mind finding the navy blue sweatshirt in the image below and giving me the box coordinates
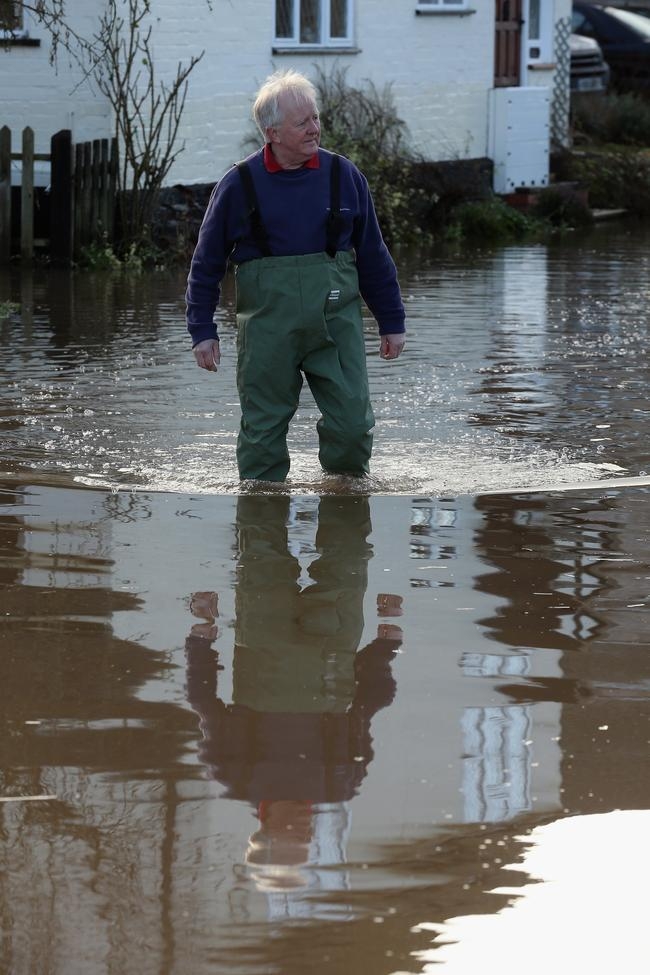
[185,147,406,346]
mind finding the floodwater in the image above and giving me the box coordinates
[2,223,650,974]
[3,222,650,496]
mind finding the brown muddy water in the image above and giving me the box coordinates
[2,224,650,974]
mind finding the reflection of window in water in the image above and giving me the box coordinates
[411,505,458,533]
[461,705,532,822]
[410,541,455,560]
[461,652,530,678]
[556,605,600,642]
[410,504,457,560]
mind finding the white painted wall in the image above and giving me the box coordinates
[0,1,569,188]
[150,0,497,183]
[0,0,111,172]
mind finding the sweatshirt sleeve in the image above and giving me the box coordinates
[185,171,243,347]
[351,168,406,336]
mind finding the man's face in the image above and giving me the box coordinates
[268,94,321,167]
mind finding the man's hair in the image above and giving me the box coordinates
[253,70,318,138]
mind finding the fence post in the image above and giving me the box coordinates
[0,126,11,264]
[73,142,83,261]
[50,129,73,267]
[21,126,35,260]
[98,139,109,235]
[108,136,118,241]
[80,141,92,250]
[91,139,101,235]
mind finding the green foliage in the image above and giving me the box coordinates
[445,198,544,245]
[554,90,650,221]
[531,188,593,229]
[0,300,19,319]
[78,239,122,270]
[573,92,650,147]
[313,66,434,248]
[557,148,650,216]
[78,235,165,270]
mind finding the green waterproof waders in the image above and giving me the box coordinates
[234,250,374,482]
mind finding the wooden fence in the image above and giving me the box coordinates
[0,126,117,266]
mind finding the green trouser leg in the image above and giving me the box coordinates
[232,494,371,713]
[234,250,374,481]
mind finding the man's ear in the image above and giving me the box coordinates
[266,125,279,144]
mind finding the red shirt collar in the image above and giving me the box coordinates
[263,143,320,172]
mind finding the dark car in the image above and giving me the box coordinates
[570,32,611,93]
[572,2,650,94]
[603,3,650,14]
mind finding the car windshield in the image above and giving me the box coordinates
[604,6,650,37]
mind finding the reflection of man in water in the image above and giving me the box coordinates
[185,495,402,917]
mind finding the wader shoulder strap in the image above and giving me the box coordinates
[325,153,343,258]
[235,161,272,258]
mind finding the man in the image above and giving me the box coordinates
[186,69,406,482]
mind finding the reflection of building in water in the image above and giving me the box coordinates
[461,705,532,823]
[408,499,458,590]
[556,489,650,814]
[186,495,402,919]
[410,502,457,564]
[464,489,650,824]
[0,484,191,975]
[461,492,613,824]
[461,653,533,822]
[472,494,605,652]
[469,248,552,436]
[500,248,548,338]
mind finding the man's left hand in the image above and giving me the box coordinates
[380,333,406,360]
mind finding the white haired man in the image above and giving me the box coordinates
[186,69,406,481]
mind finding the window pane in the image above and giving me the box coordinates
[0,0,21,30]
[300,0,321,43]
[528,0,540,39]
[330,0,347,37]
[276,0,293,38]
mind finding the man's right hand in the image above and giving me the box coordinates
[193,338,221,372]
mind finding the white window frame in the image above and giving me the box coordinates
[525,0,554,65]
[415,0,471,12]
[274,0,354,49]
[1,0,31,39]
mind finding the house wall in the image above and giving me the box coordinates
[156,0,493,182]
[0,1,569,188]
[0,0,112,172]
[149,0,496,184]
